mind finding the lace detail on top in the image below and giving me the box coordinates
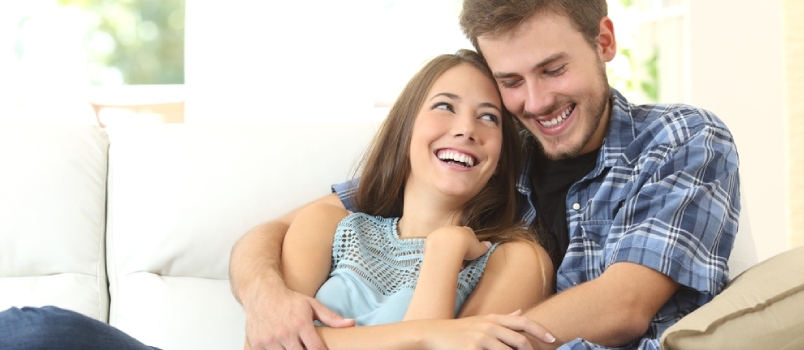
[331,212,497,301]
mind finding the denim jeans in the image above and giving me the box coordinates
[0,306,159,350]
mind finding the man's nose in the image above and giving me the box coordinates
[524,80,555,117]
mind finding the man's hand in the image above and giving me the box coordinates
[231,194,350,349]
[421,310,556,350]
[244,284,355,350]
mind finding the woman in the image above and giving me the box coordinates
[251,49,554,349]
[0,50,552,350]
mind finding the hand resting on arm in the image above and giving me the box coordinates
[277,202,556,350]
[229,193,354,350]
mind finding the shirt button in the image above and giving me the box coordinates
[572,203,581,210]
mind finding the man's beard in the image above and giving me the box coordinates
[525,65,610,161]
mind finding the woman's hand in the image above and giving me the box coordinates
[420,310,556,350]
[404,226,491,321]
[426,225,491,262]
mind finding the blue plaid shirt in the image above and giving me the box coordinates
[333,89,740,349]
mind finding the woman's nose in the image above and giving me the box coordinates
[453,114,476,142]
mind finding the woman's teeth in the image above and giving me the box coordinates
[436,150,475,167]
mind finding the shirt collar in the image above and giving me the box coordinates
[516,87,636,193]
[598,88,636,169]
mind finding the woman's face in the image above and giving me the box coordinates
[406,63,504,206]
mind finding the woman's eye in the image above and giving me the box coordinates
[479,113,500,125]
[433,102,454,112]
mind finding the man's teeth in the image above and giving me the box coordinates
[539,105,574,127]
[437,150,475,167]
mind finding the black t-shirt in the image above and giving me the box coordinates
[529,148,599,272]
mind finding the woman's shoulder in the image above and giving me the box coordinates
[296,202,350,225]
[489,240,552,272]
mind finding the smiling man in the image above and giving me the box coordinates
[229,1,741,349]
[455,0,741,348]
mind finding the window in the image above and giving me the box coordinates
[0,0,185,125]
[614,0,688,103]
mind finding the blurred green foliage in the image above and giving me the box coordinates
[57,0,184,84]
[640,47,660,102]
[617,0,660,103]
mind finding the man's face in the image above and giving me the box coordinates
[478,11,616,160]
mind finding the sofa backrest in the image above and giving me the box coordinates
[104,121,379,350]
[0,121,758,350]
[0,124,110,321]
[729,186,756,279]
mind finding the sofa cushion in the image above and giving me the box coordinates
[661,245,804,349]
[105,121,378,350]
[0,124,110,321]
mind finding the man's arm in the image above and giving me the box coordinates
[523,262,679,349]
[522,115,738,348]
[317,312,549,350]
[229,193,353,350]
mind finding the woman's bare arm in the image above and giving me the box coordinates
[404,226,491,320]
[311,239,556,350]
[281,202,348,296]
[458,241,554,317]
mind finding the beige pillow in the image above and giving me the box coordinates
[661,246,804,349]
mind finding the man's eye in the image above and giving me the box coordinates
[500,80,522,88]
[545,65,566,76]
[432,102,454,112]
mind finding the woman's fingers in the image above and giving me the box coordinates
[491,313,556,345]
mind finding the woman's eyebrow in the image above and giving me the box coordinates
[428,92,460,102]
[429,93,501,111]
[479,102,501,112]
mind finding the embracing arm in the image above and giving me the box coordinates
[522,263,679,349]
[230,193,352,350]
[521,120,739,348]
[317,313,548,350]
[314,238,557,350]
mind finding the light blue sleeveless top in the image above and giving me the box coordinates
[314,212,499,326]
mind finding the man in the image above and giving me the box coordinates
[230,0,740,349]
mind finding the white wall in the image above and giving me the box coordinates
[785,0,804,249]
[184,1,374,123]
[688,1,788,262]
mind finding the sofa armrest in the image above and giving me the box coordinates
[661,246,804,349]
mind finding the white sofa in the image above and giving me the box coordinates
[0,122,378,349]
[0,121,759,350]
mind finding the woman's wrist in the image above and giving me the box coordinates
[423,231,466,270]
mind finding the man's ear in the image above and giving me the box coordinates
[598,16,617,62]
